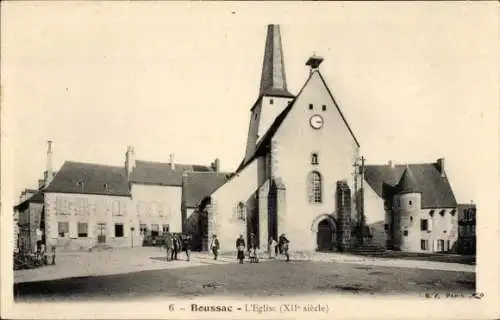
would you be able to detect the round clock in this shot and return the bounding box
[309,114,324,129]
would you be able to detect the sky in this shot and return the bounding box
[2,2,499,206]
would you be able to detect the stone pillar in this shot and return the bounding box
[258,180,270,251]
[336,180,352,252]
[275,177,287,239]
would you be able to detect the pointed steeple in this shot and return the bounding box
[397,166,420,194]
[259,24,294,98]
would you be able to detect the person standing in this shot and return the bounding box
[278,234,290,262]
[210,234,220,260]
[248,233,258,263]
[164,231,173,261]
[236,234,245,264]
[268,237,277,259]
[182,234,191,261]
[171,233,180,261]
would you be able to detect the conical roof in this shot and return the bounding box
[397,166,420,194]
[259,24,294,98]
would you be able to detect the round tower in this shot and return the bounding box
[392,166,421,252]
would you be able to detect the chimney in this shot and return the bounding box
[45,140,54,186]
[125,146,136,178]
[211,158,220,172]
[169,154,175,170]
[388,160,394,169]
[436,158,446,177]
[306,53,324,75]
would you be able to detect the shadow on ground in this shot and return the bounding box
[14,261,475,301]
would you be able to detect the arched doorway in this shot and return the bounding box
[317,220,335,251]
[311,214,336,252]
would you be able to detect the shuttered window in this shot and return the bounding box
[77,222,88,237]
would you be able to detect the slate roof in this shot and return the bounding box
[182,171,232,208]
[44,161,130,196]
[130,160,215,187]
[396,166,420,194]
[364,163,457,208]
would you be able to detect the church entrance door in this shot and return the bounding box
[317,219,334,251]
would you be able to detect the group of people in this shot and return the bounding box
[164,232,191,262]
[209,233,290,264]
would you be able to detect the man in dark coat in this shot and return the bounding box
[182,234,191,261]
[236,234,245,264]
[171,233,180,261]
[210,234,220,260]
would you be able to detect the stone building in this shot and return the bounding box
[25,142,229,251]
[201,25,361,252]
[363,160,459,252]
[14,190,44,252]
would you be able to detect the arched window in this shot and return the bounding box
[236,202,246,221]
[307,171,322,204]
[311,153,319,165]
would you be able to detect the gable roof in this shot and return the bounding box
[44,161,130,197]
[238,69,360,172]
[182,171,232,208]
[364,163,457,208]
[130,160,215,187]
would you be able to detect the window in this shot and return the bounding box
[410,216,413,222]
[307,171,322,204]
[322,105,326,111]
[421,239,428,251]
[450,209,456,217]
[311,153,319,165]
[420,219,428,231]
[447,240,451,251]
[309,104,313,110]
[269,99,274,105]
[115,224,124,237]
[236,202,245,221]
[151,224,159,237]
[403,230,408,237]
[139,224,147,234]
[429,210,435,217]
[437,239,445,252]
[409,200,413,206]
[58,222,69,237]
[384,224,389,233]
[162,224,170,233]
[77,222,88,238]
[439,209,445,217]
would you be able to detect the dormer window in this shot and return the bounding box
[311,153,319,165]
[309,104,313,110]
[103,183,110,192]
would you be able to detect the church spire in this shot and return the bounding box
[259,24,294,98]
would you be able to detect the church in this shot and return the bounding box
[14,24,464,254]
[196,24,460,254]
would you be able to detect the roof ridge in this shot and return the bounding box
[65,160,124,169]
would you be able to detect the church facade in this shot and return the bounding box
[203,25,362,252]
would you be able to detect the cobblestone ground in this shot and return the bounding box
[14,247,475,300]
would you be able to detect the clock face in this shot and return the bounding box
[309,114,324,129]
